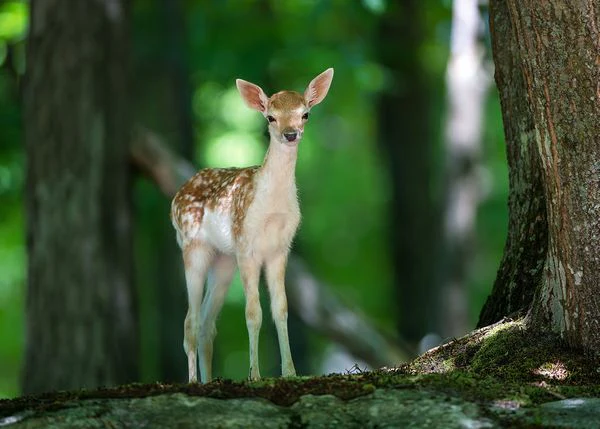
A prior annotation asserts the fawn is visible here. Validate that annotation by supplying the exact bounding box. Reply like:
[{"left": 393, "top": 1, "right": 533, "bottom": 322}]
[{"left": 171, "top": 68, "right": 334, "bottom": 383}]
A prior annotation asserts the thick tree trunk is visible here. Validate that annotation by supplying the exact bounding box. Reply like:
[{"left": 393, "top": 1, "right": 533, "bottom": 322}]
[
  {"left": 477, "top": 0, "right": 548, "bottom": 326},
  {"left": 23, "top": 0, "right": 137, "bottom": 393},
  {"left": 512, "top": 1, "right": 600, "bottom": 351},
  {"left": 479, "top": 0, "right": 600, "bottom": 353}
]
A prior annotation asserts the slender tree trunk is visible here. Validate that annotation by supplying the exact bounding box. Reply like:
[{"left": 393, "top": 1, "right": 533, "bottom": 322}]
[
  {"left": 441, "top": 0, "right": 492, "bottom": 338},
  {"left": 162, "top": 0, "right": 194, "bottom": 161},
  {"left": 23, "top": 0, "right": 137, "bottom": 393},
  {"left": 479, "top": 0, "right": 600, "bottom": 353},
  {"left": 130, "top": 0, "right": 193, "bottom": 383},
  {"left": 377, "top": 1, "right": 442, "bottom": 349},
  {"left": 157, "top": 0, "right": 193, "bottom": 383}
]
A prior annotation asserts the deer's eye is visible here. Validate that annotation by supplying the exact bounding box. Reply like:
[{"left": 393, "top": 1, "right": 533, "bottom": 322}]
[
  {"left": 267, "top": 115, "right": 276, "bottom": 123},
  {"left": 302, "top": 112, "right": 309, "bottom": 120}
]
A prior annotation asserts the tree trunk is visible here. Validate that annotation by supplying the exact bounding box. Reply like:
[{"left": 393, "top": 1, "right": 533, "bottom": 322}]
[
  {"left": 157, "top": 0, "right": 194, "bottom": 383},
  {"left": 477, "top": 0, "right": 548, "bottom": 327},
  {"left": 440, "top": 0, "right": 492, "bottom": 338},
  {"left": 23, "top": 0, "right": 137, "bottom": 393},
  {"left": 377, "top": 1, "right": 442, "bottom": 350},
  {"left": 479, "top": 0, "right": 600, "bottom": 353}
]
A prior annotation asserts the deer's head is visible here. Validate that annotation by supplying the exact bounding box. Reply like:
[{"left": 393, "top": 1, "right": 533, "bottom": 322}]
[{"left": 236, "top": 68, "right": 334, "bottom": 146}]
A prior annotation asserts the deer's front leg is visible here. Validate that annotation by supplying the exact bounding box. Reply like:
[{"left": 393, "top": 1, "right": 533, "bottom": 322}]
[
  {"left": 238, "top": 257, "right": 262, "bottom": 381},
  {"left": 265, "top": 253, "right": 296, "bottom": 377}
]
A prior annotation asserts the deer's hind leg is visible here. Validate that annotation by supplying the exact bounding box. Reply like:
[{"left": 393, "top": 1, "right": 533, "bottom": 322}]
[
  {"left": 199, "top": 253, "right": 236, "bottom": 383},
  {"left": 182, "top": 242, "right": 213, "bottom": 383}
]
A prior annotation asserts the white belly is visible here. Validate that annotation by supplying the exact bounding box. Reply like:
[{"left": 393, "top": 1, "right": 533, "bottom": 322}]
[{"left": 199, "top": 208, "right": 235, "bottom": 254}]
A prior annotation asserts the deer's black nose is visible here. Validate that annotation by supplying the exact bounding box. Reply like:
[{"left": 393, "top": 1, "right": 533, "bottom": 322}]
[{"left": 283, "top": 131, "right": 298, "bottom": 142}]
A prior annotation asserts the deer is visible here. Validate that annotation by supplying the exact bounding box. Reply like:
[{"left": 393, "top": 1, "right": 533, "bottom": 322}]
[{"left": 170, "top": 68, "right": 334, "bottom": 383}]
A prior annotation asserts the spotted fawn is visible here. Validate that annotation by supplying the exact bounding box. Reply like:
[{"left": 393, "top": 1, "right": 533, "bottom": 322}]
[{"left": 171, "top": 68, "right": 334, "bottom": 382}]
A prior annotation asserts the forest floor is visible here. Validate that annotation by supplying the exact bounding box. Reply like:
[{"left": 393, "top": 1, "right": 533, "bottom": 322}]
[{"left": 2, "top": 318, "right": 600, "bottom": 428}]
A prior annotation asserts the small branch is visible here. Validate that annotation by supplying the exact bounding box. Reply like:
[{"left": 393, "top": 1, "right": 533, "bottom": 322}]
[
  {"left": 129, "top": 127, "right": 414, "bottom": 367},
  {"left": 286, "top": 258, "right": 413, "bottom": 367},
  {"left": 131, "top": 125, "right": 196, "bottom": 197}
]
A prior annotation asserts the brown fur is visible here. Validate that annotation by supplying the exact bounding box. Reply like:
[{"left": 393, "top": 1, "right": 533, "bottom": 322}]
[
  {"left": 269, "top": 91, "right": 306, "bottom": 110},
  {"left": 171, "top": 166, "right": 260, "bottom": 242}
]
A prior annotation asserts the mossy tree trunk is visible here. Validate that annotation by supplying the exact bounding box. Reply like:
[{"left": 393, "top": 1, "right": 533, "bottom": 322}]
[
  {"left": 479, "top": 0, "right": 600, "bottom": 353},
  {"left": 477, "top": 0, "right": 548, "bottom": 327},
  {"left": 23, "top": 0, "right": 138, "bottom": 393}
]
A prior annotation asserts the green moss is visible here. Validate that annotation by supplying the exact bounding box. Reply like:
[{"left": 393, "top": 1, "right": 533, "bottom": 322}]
[
  {"left": 361, "top": 383, "right": 376, "bottom": 393},
  {"left": 395, "top": 318, "right": 600, "bottom": 407},
  {"left": 2, "top": 319, "right": 599, "bottom": 420}
]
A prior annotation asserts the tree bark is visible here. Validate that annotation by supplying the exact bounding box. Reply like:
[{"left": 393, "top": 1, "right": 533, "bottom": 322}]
[
  {"left": 23, "top": 0, "right": 137, "bottom": 393},
  {"left": 477, "top": 0, "right": 548, "bottom": 326},
  {"left": 479, "top": 0, "right": 600, "bottom": 353}
]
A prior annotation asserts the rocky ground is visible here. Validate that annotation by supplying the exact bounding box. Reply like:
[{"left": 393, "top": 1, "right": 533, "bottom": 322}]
[{"left": 2, "top": 319, "right": 599, "bottom": 428}]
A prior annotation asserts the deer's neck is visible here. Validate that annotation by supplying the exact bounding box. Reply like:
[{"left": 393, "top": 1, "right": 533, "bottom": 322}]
[{"left": 258, "top": 138, "right": 298, "bottom": 192}]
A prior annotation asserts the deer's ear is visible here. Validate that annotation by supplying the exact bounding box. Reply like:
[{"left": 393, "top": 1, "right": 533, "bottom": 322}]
[
  {"left": 236, "top": 79, "right": 269, "bottom": 113},
  {"left": 304, "top": 68, "right": 334, "bottom": 108}
]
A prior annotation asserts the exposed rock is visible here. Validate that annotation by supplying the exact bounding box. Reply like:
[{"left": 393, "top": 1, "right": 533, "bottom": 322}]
[
  {"left": 2, "top": 389, "right": 498, "bottom": 429},
  {"left": 2, "top": 319, "right": 599, "bottom": 428}
]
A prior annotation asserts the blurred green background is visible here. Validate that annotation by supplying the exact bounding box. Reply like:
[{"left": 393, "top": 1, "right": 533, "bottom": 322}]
[{"left": 0, "top": 0, "right": 507, "bottom": 398}]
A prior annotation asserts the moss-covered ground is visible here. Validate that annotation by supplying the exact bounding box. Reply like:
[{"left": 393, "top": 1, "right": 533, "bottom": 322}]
[
  {"left": 1, "top": 318, "right": 599, "bottom": 420},
  {"left": 405, "top": 318, "right": 600, "bottom": 407}
]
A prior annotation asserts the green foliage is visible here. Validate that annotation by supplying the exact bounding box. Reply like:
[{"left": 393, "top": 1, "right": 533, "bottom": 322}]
[
  {"left": 0, "top": 0, "right": 26, "bottom": 71},
  {"left": 0, "top": 1, "right": 26, "bottom": 41},
  {"left": 0, "top": 0, "right": 509, "bottom": 396},
  {"left": 0, "top": 0, "right": 26, "bottom": 396},
  {"left": 0, "top": 202, "right": 24, "bottom": 399}
]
